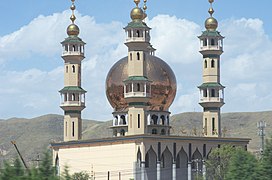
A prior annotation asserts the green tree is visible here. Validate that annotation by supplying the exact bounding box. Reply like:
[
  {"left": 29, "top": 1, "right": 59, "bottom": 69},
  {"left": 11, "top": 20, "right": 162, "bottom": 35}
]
[
  {"left": 71, "top": 171, "right": 90, "bottom": 180},
  {"left": 225, "top": 148, "right": 259, "bottom": 180},
  {"left": 259, "top": 137, "right": 272, "bottom": 180},
  {"left": 205, "top": 145, "right": 236, "bottom": 180},
  {"left": 36, "top": 151, "right": 58, "bottom": 180},
  {"left": 0, "top": 158, "right": 26, "bottom": 180},
  {"left": 61, "top": 165, "right": 71, "bottom": 180}
]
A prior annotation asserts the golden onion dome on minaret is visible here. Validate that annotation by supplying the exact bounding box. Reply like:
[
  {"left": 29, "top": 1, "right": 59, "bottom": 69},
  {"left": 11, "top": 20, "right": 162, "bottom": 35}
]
[
  {"left": 205, "top": 0, "right": 218, "bottom": 31},
  {"left": 130, "top": 0, "right": 144, "bottom": 21},
  {"left": 67, "top": 0, "right": 80, "bottom": 36}
]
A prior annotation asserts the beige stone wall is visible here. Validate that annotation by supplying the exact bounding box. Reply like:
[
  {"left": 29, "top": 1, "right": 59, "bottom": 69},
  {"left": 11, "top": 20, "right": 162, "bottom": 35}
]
[
  {"left": 203, "top": 111, "right": 220, "bottom": 137},
  {"left": 57, "top": 143, "right": 137, "bottom": 180},
  {"left": 203, "top": 57, "right": 220, "bottom": 83},
  {"left": 127, "top": 107, "right": 147, "bottom": 135},
  {"left": 63, "top": 114, "right": 82, "bottom": 142},
  {"left": 64, "top": 63, "right": 81, "bottom": 87},
  {"left": 128, "top": 51, "right": 146, "bottom": 77}
]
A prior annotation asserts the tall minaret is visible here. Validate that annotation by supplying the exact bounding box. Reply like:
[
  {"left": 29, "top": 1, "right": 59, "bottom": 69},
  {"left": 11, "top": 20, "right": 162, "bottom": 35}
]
[
  {"left": 59, "top": 0, "right": 86, "bottom": 142},
  {"left": 198, "top": 0, "right": 225, "bottom": 137},
  {"left": 124, "top": 0, "right": 152, "bottom": 136}
]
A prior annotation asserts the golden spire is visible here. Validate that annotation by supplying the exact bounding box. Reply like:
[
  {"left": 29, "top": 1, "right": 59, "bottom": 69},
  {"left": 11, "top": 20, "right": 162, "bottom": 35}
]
[
  {"left": 143, "top": 0, "right": 147, "bottom": 20},
  {"left": 134, "top": 0, "right": 140, "bottom": 7},
  {"left": 205, "top": 0, "right": 218, "bottom": 31},
  {"left": 70, "top": 0, "right": 76, "bottom": 23},
  {"left": 67, "top": 0, "right": 80, "bottom": 36}
]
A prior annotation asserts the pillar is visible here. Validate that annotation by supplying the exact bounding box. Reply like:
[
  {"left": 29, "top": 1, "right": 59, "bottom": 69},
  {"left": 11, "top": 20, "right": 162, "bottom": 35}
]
[
  {"left": 157, "top": 161, "right": 161, "bottom": 180},
  {"left": 202, "top": 160, "right": 206, "bottom": 180},
  {"left": 172, "top": 163, "right": 176, "bottom": 180},
  {"left": 188, "top": 162, "right": 192, "bottom": 180},
  {"left": 141, "top": 162, "right": 145, "bottom": 180}
]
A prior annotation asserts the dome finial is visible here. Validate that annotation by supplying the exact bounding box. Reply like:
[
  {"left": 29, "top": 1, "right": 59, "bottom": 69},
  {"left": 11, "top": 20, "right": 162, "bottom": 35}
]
[
  {"left": 205, "top": 0, "right": 218, "bottom": 31},
  {"left": 134, "top": 0, "right": 140, "bottom": 7},
  {"left": 70, "top": 0, "right": 76, "bottom": 23},
  {"left": 67, "top": 0, "right": 80, "bottom": 36},
  {"left": 143, "top": 0, "right": 148, "bottom": 20}
]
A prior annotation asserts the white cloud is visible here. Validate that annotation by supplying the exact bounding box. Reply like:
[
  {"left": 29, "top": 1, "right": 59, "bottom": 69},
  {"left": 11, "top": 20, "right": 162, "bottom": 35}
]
[{"left": 1, "top": 12, "right": 272, "bottom": 120}]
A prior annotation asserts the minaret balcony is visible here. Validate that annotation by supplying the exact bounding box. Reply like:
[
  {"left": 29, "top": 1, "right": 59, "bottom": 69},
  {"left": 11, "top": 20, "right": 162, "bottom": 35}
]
[
  {"left": 60, "top": 101, "right": 85, "bottom": 107},
  {"left": 200, "top": 97, "right": 224, "bottom": 103},
  {"left": 124, "top": 92, "right": 151, "bottom": 98},
  {"left": 200, "top": 45, "right": 223, "bottom": 51},
  {"left": 126, "top": 37, "right": 147, "bottom": 43},
  {"left": 62, "top": 51, "right": 84, "bottom": 57}
]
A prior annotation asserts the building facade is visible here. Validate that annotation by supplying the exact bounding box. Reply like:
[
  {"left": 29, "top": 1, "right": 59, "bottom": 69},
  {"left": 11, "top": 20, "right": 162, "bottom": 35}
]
[{"left": 52, "top": 0, "right": 250, "bottom": 180}]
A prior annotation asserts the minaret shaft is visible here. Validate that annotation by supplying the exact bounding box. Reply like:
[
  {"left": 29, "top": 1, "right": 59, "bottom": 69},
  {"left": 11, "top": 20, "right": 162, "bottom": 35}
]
[{"left": 198, "top": 0, "right": 224, "bottom": 138}]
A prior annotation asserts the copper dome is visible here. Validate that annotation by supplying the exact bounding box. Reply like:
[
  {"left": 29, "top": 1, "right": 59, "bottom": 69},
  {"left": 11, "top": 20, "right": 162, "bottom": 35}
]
[{"left": 106, "top": 54, "right": 177, "bottom": 112}]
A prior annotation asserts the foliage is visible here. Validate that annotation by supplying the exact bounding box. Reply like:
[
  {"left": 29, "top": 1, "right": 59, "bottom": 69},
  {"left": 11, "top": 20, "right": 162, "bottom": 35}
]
[
  {"left": 71, "top": 171, "right": 90, "bottom": 180},
  {"left": 205, "top": 145, "right": 236, "bottom": 180},
  {"left": 225, "top": 148, "right": 259, "bottom": 180},
  {"left": 259, "top": 137, "right": 272, "bottom": 180}
]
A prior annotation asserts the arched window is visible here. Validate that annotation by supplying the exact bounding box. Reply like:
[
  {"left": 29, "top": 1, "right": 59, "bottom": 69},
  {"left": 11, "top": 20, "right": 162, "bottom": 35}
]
[
  {"left": 73, "top": 45, "right": 76, "bottom": 51},
  {"left": 115, "top": 116, "right": 118, "bottom": 125},
  {"left": 211, "top": 39, "right": 215, "bottom": 46},
  {"left": 66, "top": 66, "right": 68, "bottom": 73},
  {"left": 136, "top": 30, "right": 140, "bottom": 37},
  {"left": 151, "top": 115, "right": 158, "bottom": 125},
  {"left": 204, "top": 60, "right": 207, "bottom": 68},
  {"left": 130, "top": 53, "right": 132, "bottom": 60},
  {"left": 152, "top": 129, "right": 157, "bottom": 134},
  {"left": 72, "top": 65, "right": 75, "bottom": 73},
  {"left": 211, "top": 89, "right": 215, "bottom": 97},
  {"left": 120, "top": 129, "right": 125, "bottom": 136},
  {"left": 137, "top": 83, "right": 140, "bottom": 91},
  {"left": 121, "top": 115, "right": 126, "bottom": 125},
  {"left": 113, "top": 130, "right": 117, "bottom": 137},
  {"left": 161, "top": 116, "right": 165, "bottom": 125},
  {"left": 204, "top": 38, "right": 207, "bottom": 46},
  {"left": 137, "top": 52, "right": 140, "bottom": 60},
  {"left": 203, "top": 89, "right": 208, "bottom": 97},
  {"left": 212, "top": 118, "right": 215, "bottom": 134},
  {"left": 211, "top": 60, "right": 215, "bottom": 68},
  {"left": 161, "top": 129, "right": 166, "bottom": 135},
  {"left": 72, "top": 93, "right": 75, "bottom": 101}
]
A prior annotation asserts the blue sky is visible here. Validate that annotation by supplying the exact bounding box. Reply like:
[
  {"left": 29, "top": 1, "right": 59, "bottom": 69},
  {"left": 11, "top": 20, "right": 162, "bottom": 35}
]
[{"left": 1, "top": 0, "right": 272, "bottom": 120}]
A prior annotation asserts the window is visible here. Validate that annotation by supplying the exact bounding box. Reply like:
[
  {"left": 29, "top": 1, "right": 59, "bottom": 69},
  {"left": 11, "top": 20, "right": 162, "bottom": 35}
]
[
  {"left": 203, "top": 89, "right": 208, "bottom": 97},
  {"left": 204, "top": 38, "right": 207, "bottom": 46},
  {"left": 212, "top": 118, "right": 215, "bottom": 135},
  {"left": 136, "top": 30, "right": 140, "bottom": 37},
  {"left": 152, "top": 129, "right": 157, "bottom": 134},
  {"left": 65, "top": 122, "right": 67, "bottom": 137},
  {"left": 138, "top": 114, "right": 140, "bottom": 128},
  {"left": 204, "top": 60, "right": 207, "bottom": 68},
  {"left": 72, "top": 122, "right": 75, "bottom": 137},
  {"left": 137, "top": 83, "right": 140, "bottom": 91},
  {"left": 130, "top": 114, "right": 132, "bottom": 128},
  {"left": 72, "top": 93, "right": 75, "bottom": 101},
  {"left": 130, "top": 53, "right": 132, "bottom": 60},
  {"left": 204, "top": 118, "right": 207, "bottom": 135},
  {"left": 211, "top": 39, "right": 215, "bottom": 46},
  {"left": 120, "top": 129, "right": 125, "bottom": 136},
  {"left": 211, "top": 60, "right": 215, "bottom": 68},
  {"left": 66, "top": 66, "right": 68, "bottom": 73},
  {"left": 72, "top": 65, "right": 75, "bottom": 73},
  {"left": 121, "top": 115, "right": 126, "bottom": 125},
  {"left": 137, "top": 52, "right": 140, "bottom": 60},
  {"left": 211, "top": 89, "right": 215, "bottom": 97},
  {"left": 161, "top": 129, "right": 166, "bottom": 135}
]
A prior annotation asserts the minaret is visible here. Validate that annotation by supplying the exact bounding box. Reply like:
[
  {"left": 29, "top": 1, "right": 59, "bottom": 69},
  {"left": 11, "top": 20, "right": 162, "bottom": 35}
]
[
  {"left": 198, "top": 0, "right": 225, "bottom": 137},
  {"left": 59, "top": 0, "right": 86, "bottom": 142},
  {"left": 124, "top": 0, "right": 152, "bottom": 136}
]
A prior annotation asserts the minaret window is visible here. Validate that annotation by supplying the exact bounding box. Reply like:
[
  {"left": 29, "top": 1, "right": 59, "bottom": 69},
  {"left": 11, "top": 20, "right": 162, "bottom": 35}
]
[
  {"left": 121, "top": 115, "right": 126, "bottom": 125},
  {"left": 204, "top": 38, "right": 208, "bottom": 46},
  {"left": 151, "top": 115, "right": 158, "bottom": 125},
  {"left": 138, "top": 114, "right": 140, "bottom": 128},
  {"left": 211, "top": 89, "right": 215, "bottom": 97},
  {"left": 203, "top": 89, "right": 208, "bottom": 97},
  {"left": 212, "top": 118, "right": 215, "bottom": 135},
  {"left": 72, "top": 122, "right": 75, "bottom": 137},
  {"left": 161, "top": 116, "right": 165, "bottom": 125},
  {"left": 65, "top": 122, "right": 68, "bottom": 137},
  {"left": 130, "top": 53, "right": 132, "bottom": 61},
  {"left": 137, "top": 83, "right": 140, "bottom": 91},
  {"left": 72, "top": 65, "right": 75, "bottom": 73},
  {"left": 161, "top": 129, "right": 166, "bottom": 135},
  {"left": 137, "top": 52, "right": 140, "bottom": 60},
  {"left": 66, "top": 66, "right": 68, "bottom": 73},
  {"left": 204, "top": 60, "right": 207, "bottom": 68},
  {"left": 211, "top": 60, "right": 215, "bottom": 68},
  {"left": 136, "top": 30, "right": 140, "bottom": 37},
  {"left": 211, "top": 39, "right": 215, "bottom": 46}
]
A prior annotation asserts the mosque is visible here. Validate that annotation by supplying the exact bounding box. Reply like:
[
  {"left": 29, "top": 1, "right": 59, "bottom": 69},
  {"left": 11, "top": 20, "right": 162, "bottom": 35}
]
[{"left": 51, "top": 0, "right": 250, "bottom": 179}]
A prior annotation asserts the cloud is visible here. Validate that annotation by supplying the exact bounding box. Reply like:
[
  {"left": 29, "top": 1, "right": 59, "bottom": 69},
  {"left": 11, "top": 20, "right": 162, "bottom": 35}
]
[{"left": 0, "top": 11, "right": 272, "bottom": 120}]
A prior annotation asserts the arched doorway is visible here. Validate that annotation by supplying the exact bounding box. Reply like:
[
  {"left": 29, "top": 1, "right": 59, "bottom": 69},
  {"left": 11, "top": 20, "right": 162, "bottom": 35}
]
[
  {"left": 161, "top": 147, "right": 173, "bottom": 179},
  {"left": 176, "top": 148, "right": 188, "bottom": 180},
  {"left": 192, "top": 148, "right": 203, "bottom": 180},
  {"left": 145, "top": 147, "right": 157, "bottom": 180}
]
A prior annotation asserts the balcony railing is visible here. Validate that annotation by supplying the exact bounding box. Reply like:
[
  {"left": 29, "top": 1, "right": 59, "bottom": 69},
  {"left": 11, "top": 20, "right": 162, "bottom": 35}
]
[
  {"left": 200, "top": 45, "right": 223, "bottom": 51},
  {"left": 124, "top": 92, "right": 151, "bottom": 98},
  {"left": 126, "top": 37, "right": 147, "bottom": 43},
  {"left": 61, "top": 101, "right": 85, "bottom": 106},
  {"left": 200, "top": 97, "right": 224, "bottom": 103},
  {"left": 62, "top": 51, "right": 84, "bottom": 56}
]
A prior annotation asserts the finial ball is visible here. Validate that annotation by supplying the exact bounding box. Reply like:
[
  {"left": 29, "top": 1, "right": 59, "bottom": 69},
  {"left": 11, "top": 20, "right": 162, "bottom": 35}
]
[
  {"left": 130, "top": 7, "right": 144, "bottom": 21},
  {"left": 209, "top": 0, "right": 214, "bottom": 3},
  {"left": 67, "top": 24, "right": 80, "bottom": 36},
  {"left": 70, "top": 4, "right": 76, "bottom": 11},
  {"left": 134, "top": 0, "right": 140, "bottom": 6}
]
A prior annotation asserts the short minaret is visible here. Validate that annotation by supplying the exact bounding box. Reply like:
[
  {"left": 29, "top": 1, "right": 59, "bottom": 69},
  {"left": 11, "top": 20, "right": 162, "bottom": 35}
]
[
  {"left": 124, "top": 0, "right": 152, "bottom": 136},
  {"left": 59, "top": 0, "right": 86, "bottom": 141},
  {"left": 198, "top": 0, "right": 225, "bottom": 137}
]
